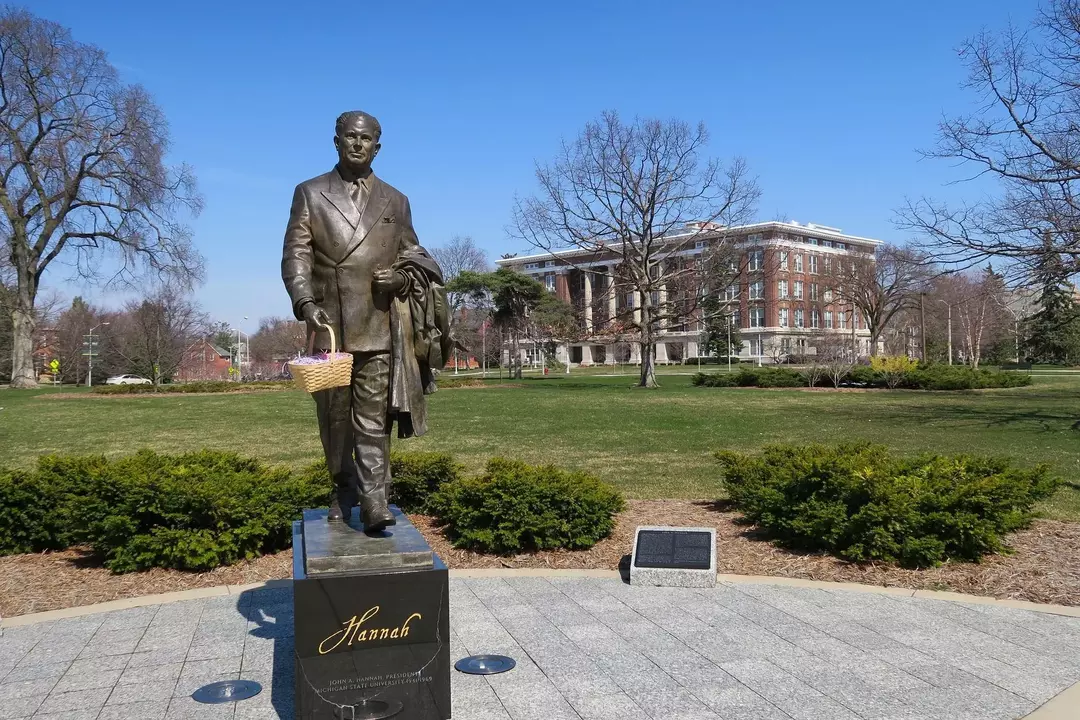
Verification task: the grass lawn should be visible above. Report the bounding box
[3,370,1078,520]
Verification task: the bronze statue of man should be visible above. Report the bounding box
[282,111,450,531]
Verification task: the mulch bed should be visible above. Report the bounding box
[3,500,1078,618]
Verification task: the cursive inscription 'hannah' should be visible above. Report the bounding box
[318,606,422,655]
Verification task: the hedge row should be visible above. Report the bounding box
[93,380,292,394]
[0,451,325,571]
[692,364,1032,390]
[718,443,1059,568]
[1,450,625,572]
[302,454,625,554]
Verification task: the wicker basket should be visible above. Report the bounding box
[288,324,353,393]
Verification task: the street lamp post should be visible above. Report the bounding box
[929,298,953,366]
[86,322,110,387]
[727,314,733,373]
[1001,302,1023,364]
[234,316,249,382]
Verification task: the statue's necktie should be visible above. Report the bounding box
[350,180,366,209]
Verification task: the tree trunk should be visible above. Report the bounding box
[9,304,38,389]
[511,328,522,380]
[637,304,658,388]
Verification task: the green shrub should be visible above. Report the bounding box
[391,452,464,512]
[0,455,110,555]
[299,451,462,513]
[93,381,291,395]
[693,367,805,388]
[684,356,746,365]
[692,371,737,387]
[843,365,882,386]
[430,458,625,554]
[717,443,1059,568]
[77,450,325,572]
[900,365,1032,390]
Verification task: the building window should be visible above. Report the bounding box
[778,308,789,327]
[824,257,832,274]
[749,280,764,300]
[836,242,846,251]
[809,237,819,246]
[545,275,555,292]
[809,255,818,274]
[825,311,833,329]
[625,292,635,308]
[778,280,789,299]
[750,307,765,328]
[747,233,762,243]
[695,239,707,250]
[811,309,820,328]
[545,260,555,267]
[779,251,789,271]
[823,240,833,248]
[731,310,741,328]
[809,283,819,301]
[793,281,804,299]
[794,254,803,272]
[795,308,805,328]
[525,263,539,270]
[748,249,764,271]
[838,311,847,329]
[723,283,739,302]
[650,291,660,308]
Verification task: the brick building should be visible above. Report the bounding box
[496,221,883,366]
[176,339,232,381]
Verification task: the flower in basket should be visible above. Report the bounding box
[291,352,351,365]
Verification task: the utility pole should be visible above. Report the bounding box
[727,314,732,373]
[919,293,927,362]
[85,322,110,386]
[947,304,953,365]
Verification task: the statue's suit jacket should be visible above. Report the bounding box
[281,167,417,353]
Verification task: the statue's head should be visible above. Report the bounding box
[334,111,381,175]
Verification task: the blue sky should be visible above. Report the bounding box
[36,0,1033,331]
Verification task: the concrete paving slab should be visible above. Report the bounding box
[8,576,1080,720]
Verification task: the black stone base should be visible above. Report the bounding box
[292,515,451,720]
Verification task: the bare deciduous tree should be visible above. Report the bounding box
[815,333,857,388]
[952,269,1009,368]
[512,110,760,387]
[106,287,207,384]
[248,316,306,363]
[829,245,928,355]
[1,9,203,388]
[898,0,1080,283]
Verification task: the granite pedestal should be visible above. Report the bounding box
[629,526,717,588]
[292,507,451,720]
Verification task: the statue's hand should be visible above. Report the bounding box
[373,268,406,294]
[301,302,331,328]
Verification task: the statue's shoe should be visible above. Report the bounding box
[361,503,396,532]
[327,498,351,523]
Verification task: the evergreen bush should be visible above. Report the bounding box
[430,458,624,554]
[717,443,1059,568]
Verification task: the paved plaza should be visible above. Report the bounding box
[1,577,1079,720]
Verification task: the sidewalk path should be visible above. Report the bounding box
[2,577,1079,720]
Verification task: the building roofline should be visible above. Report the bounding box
[495,221,886,266]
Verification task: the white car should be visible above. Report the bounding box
[105,374,152,385]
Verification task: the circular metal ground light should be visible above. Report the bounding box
[191,679,262,704]
[454,654,516,675]
[334,699,403,720]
